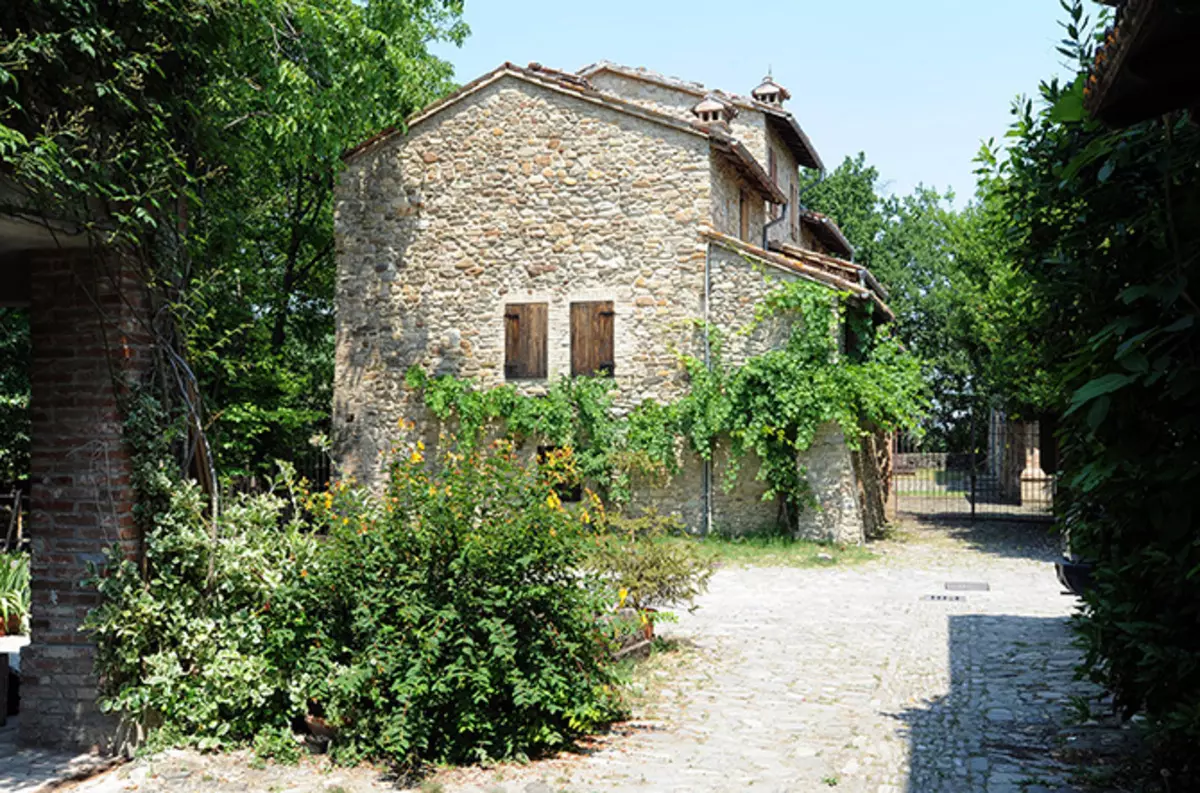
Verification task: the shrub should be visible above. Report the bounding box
[584,507,716,613]
[85,479,325,750]
[88,445,624,769]
[313,440,622,767]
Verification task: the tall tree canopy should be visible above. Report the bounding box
[1,0,467,477]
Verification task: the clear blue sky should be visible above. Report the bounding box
[431,0,1076,205]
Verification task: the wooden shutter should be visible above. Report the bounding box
[504,303,547,379]
[570,301,615,377]
[739,189,750,241]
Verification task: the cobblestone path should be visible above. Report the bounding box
[69,520,1110,793]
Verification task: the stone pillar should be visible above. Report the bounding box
[20,249,150,751]
[1018,420,1053,505]
[795,423,864,544]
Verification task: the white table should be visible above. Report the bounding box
[0,635,29,727]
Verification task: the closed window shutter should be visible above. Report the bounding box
[504,303,547,379]
[739,190,750,241]
[570,301,614,377]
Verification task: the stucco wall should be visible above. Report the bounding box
[334,75,712,485]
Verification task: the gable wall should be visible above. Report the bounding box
[586,71,768,161]
[334,76,712,485]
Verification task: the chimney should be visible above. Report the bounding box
[751,73,790,106]
[691,95,736,127]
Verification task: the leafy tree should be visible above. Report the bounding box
[980,0,1200,777]
[799,156,1012,448]
[0,0,467,480]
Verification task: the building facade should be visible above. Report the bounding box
[334,62,890,541]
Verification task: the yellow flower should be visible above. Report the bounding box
[428,485,438,496]
[546,492,562,510]
[618,587,628,607]
[639,611,649,626]
[549,528,557,538]
[416,439,425,451]
[410,450,424,464]
[580,509,591,524]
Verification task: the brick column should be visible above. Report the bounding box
[20,248,151,751]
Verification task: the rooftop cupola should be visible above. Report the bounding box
[692,95,736,126]
[751,73,790,106]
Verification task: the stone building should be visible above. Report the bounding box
[334,62,892,542]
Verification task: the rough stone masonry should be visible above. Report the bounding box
[334,61,891,543]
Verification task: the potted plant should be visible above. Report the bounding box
[0,552,30,636]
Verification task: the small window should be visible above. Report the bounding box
[570,301,615,377]
[739,189,751,242]
[504,302,547,379]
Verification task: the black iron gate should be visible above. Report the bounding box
[893,407,1056,522]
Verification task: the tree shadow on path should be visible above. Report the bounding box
[900,515,1063,564]
[894,611,1132,792]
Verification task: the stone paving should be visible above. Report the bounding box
[29,519,1123,793]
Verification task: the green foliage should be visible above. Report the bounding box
[0,309,29,485]
[584,508,716,612]
[314,441,620,767]
[799,154,1028,446]
[0,551,30,635]
[979,1,1200,776]
[0,0,468,480]
[84,479,324,751]
[406,279,925,531]
[87,443,623,769]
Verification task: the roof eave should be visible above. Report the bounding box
[703,227,894,321]
[343,62,714,163]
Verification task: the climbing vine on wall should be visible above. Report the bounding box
[405,279,926,527]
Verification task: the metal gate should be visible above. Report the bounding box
[893,407,1056,522]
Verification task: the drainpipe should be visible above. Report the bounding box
[702,243,713,536]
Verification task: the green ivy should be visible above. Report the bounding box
[406,279,926,527]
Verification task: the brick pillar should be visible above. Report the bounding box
[20,248,151,751]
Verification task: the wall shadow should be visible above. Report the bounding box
[902,515,1062,563]
[894,612,1112,792]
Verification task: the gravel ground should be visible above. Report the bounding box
[58,519,1121,793]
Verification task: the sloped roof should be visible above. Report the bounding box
[342,62,786,204]
[577,61,824,171]
[701,227,893,320]
[798,210,855,259]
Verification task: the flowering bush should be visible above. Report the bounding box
[88,444,623,768]
[312,439,622,766]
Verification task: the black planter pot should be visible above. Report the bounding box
[1056,559,1095,596]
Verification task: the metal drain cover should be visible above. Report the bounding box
[922,594,966,602]
[945,582,990,592]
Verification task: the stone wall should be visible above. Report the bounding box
[335,75,712,486]
[21,248,151,751]
[584,71,767,161]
